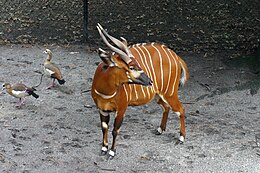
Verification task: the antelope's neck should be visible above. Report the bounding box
[92,77,120,111]
[94,65,126,97]
[93,77,119,100]
[94,89,117,99]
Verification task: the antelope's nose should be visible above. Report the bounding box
[139,73,153,86]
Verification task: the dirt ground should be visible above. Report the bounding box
[0,44,259,173]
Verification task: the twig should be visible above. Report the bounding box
[183,102,195,105]
[199,83,211,91]
[94,162,116,171]
[100,168,116,171]
[81,89,91,93]
[247,111,260,114]
[80,89,91,96]
[33,73,44,89]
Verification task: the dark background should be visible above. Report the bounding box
[0,0,259,57]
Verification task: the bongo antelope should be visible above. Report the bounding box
[91,24,189,159]
[44,49,65,89]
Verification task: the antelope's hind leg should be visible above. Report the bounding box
[99,110,110,155]
[156,97,170,135]
[164,96,186,143]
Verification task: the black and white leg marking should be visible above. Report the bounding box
[99,110,110,155]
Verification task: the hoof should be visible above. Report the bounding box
[107,155,114,160]
[107,150,116,160]
[179,136,185,143]
[101,150,107,156]
[101,146,108,155]
[155,127,163,135]
[175,140,183,145]
[175,136,185,145]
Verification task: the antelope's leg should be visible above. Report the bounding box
[109,111,125,159]
[164,96,186,142]
[99,110,110,155]
[156,98,170,135]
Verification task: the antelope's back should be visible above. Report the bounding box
[122,43,182,105]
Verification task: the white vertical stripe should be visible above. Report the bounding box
[132,47,150,77]
[161,45,172,95]
[132,46,151,98]
[148,86,154,98]
[142,45,159,91]
[123,85,129,102]
[146,85,150,99]
[151,43,164,92]
[133,84,138,100]
[167,49,179,96]
[133,46,152,81]
[140,84,146,98]
[127,44,181,104]
[129,84,132,101]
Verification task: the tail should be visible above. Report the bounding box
[179,57,190,87]
[51,74,66,85]
[33,73,44,88]
[57,79,66,85]
[28,90,39,99]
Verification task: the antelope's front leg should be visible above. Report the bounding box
[108,111,125,159]
[99,110,110,155]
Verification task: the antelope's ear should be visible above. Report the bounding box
[98,48,115,66]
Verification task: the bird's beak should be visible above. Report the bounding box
[0,87,5,95]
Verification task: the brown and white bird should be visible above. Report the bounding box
[43,49,65,89]
[2,82,39,107]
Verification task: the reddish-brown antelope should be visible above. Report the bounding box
[91,23,189,159]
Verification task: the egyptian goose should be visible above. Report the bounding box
[2,82,39,107]
[43,49,65,89]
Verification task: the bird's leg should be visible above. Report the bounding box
[16,98,23,108]
[52,79,55,87]
[47,79,55,89]
[21,98,26,105]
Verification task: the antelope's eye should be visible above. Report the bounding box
[129,66,135,70]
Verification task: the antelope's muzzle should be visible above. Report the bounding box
[130,72,152,86]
